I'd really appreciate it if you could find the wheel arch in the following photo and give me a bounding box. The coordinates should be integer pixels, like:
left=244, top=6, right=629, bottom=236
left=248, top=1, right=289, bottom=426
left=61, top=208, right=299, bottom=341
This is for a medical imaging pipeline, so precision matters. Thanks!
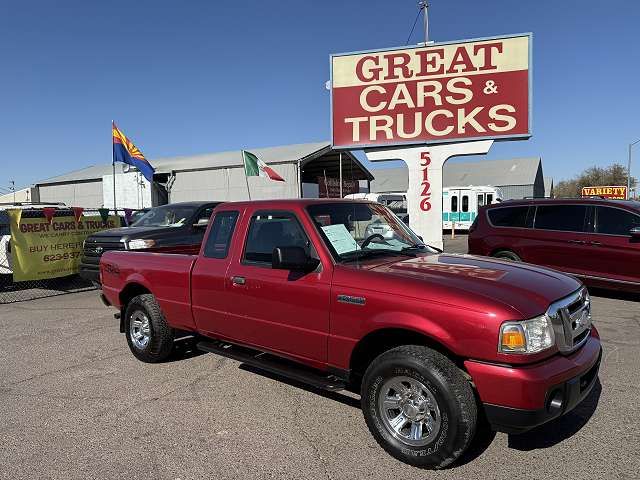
left=489, top=247, right=520, bottom=258
left=348, top=327, right=466, bottom=390
left=118, top=282, right=152, bottom=332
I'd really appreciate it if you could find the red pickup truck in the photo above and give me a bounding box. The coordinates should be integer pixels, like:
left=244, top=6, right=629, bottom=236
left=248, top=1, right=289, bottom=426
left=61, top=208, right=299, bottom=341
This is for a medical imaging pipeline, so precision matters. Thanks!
left=100, top=199, right=601, bottom=469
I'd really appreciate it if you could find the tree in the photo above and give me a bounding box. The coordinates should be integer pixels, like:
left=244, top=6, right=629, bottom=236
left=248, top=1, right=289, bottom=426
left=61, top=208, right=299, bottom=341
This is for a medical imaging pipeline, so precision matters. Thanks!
left=554, top=163, right=637, bottom=198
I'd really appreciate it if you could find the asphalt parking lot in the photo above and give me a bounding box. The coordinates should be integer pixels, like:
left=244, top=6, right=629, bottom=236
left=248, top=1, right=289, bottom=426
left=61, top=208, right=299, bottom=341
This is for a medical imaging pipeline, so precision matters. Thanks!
left=1, top=237, right=639, bottom=479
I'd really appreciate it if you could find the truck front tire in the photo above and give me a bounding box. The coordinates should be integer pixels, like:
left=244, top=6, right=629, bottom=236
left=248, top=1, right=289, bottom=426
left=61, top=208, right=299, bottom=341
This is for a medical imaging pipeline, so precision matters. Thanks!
left=124, top=294, right=175, bottom=363
left=361, top=345, right=477, bottom=469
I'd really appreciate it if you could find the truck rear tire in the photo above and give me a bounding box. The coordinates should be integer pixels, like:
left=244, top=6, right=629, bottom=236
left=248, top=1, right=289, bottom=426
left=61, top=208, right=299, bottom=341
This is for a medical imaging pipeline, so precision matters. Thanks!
left=124, top=294, right=175, bottom=363
left=361, top=345, right=477, bottom=469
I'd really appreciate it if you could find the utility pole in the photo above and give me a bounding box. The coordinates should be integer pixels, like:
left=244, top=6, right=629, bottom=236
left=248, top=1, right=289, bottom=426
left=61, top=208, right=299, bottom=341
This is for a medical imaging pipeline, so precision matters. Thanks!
left=419, top=1, right=429, bottom=43
left=629, top=139, right=640, bottom=200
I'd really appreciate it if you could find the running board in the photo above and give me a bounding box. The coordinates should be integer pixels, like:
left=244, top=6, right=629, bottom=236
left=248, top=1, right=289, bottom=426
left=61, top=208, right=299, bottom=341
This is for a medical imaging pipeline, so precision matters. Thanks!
left=196, top=340, right=346, bottom=392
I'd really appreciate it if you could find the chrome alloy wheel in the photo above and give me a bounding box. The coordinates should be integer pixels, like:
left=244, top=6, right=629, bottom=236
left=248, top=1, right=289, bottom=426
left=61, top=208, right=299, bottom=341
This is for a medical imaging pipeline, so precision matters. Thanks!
left=129, top=311, right=151, bottom=349
left=377, top=376, right=442, bottom=447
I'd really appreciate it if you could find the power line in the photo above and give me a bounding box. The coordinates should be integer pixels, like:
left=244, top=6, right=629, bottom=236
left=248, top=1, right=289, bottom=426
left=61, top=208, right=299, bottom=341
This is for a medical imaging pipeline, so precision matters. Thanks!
left=405, top=7, right=423, bottom=45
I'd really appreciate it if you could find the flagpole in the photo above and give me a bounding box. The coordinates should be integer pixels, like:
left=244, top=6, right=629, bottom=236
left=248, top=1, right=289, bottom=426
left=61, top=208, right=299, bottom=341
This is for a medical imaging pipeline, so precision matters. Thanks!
left=241, top=150, right=252, bottom=200
left=112, top=120, right=116, bottom=214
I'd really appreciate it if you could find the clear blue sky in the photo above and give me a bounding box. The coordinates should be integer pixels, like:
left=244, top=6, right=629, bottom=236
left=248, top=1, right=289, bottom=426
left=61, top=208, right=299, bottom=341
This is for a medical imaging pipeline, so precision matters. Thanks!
left=1, top=0, right=639, bottom=191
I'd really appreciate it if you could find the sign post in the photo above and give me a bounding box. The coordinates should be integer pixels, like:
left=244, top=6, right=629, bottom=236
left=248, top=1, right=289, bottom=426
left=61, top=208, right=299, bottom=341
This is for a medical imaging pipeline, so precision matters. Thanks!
left=330, top=33, right=532, bottom=246
left=366, top=140, right=493, bottom=250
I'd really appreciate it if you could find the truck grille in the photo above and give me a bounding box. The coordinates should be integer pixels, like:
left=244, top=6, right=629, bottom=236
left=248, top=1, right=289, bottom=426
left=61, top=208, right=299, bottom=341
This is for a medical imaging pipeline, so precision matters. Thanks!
left=547, top=287, right=592, bottom=354
left=82, top=238, right=125, bottom=260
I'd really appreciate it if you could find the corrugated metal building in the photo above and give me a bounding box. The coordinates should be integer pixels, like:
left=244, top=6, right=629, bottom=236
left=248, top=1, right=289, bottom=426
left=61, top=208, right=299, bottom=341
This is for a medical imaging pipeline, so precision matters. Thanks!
left=33, top=142, right=374, bottom=208
left=367, top=157, right=545, bottom=200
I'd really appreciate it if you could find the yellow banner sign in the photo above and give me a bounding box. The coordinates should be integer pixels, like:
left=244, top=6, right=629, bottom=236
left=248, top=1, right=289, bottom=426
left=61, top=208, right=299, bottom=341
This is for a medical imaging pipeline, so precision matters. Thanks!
left=580, top=185, right=627, bottom=199
left=8, top=211, right=119, bottom=282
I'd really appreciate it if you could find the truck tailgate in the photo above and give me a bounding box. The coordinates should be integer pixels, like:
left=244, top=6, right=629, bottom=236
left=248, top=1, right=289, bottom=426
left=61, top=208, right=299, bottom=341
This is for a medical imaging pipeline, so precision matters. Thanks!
left=101, top=251, right=198, bottom=331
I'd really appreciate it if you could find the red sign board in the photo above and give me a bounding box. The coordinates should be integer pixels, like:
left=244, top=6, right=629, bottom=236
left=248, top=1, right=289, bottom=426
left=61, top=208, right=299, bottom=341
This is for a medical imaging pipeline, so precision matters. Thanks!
left=331, top=34, right=531, bottom=149
left=581, top=186, right=627, bottom=199
left=317, top=176, right=359, bottom=198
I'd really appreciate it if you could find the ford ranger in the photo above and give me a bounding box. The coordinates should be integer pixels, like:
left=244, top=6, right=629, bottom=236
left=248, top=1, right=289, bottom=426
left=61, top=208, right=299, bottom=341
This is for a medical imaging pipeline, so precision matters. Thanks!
left=100, top=199, right=601, bottom=469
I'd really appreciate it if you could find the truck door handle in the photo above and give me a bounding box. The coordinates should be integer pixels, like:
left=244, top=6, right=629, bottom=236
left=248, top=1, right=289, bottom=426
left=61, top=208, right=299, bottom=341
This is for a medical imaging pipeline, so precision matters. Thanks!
left=231, top=276, right=246, bottom=286
left=589, top=241, right=602, bottom=246
left=567, top=240, right=585, bottom=244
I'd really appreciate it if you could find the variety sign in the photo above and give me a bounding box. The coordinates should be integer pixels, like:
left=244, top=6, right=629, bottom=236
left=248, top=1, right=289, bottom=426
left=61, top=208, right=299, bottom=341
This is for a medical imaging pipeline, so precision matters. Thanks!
left=331, top=34, right=531, bottom=149
left=8, top=211, right=119, bottom=281
left=581, top=185, right=627, bottom=199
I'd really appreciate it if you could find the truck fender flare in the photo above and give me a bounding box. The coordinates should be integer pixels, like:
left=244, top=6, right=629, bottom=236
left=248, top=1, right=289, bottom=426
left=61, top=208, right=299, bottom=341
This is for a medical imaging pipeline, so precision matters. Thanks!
left=365, top=311, right=457, bottom=351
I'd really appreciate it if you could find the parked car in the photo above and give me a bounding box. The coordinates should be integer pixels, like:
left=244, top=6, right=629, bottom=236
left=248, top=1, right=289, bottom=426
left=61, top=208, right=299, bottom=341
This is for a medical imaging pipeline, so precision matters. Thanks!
left=99, top=199, right=601, bottom=469
left=468, top=198, right=640, bottom=291
left=80, top=201, right=220, bottom=284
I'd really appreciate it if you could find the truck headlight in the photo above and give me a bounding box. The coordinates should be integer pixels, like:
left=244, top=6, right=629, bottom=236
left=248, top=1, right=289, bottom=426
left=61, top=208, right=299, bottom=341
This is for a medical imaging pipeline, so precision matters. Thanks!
left=499, top=315, right=555, bottom=354
left=127, top=239, right=156, bottom=250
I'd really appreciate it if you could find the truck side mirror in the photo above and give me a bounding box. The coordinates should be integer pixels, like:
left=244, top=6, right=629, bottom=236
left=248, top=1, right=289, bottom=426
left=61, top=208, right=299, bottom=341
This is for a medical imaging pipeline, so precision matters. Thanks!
left=630, top=227, right=640, bottom=238
left=272, top=246, right=319, bottom=272
left=193, top=219, right=209, bottom=229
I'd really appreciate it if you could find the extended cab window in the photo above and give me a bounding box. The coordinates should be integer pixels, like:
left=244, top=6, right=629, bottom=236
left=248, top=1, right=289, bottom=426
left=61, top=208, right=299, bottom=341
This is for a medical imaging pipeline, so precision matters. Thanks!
left=203, top=211, right=238, bottom=259
left=243, top=213, right=309, bottom=265
left=488, top=206, right=529, bottom=228
left=595, top=206, right=640, bottom=235
left=534, top=205, right=587, bottom=232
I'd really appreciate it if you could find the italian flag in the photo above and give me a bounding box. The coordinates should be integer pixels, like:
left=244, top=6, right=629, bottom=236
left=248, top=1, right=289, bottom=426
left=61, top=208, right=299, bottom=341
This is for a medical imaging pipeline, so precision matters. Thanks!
left=242, top=150, right=285, bottom=182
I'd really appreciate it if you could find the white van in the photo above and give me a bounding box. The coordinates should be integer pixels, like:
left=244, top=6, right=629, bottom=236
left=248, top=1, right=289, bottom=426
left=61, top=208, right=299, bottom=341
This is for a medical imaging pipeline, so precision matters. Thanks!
left=442, top=186, right=503, bottom=230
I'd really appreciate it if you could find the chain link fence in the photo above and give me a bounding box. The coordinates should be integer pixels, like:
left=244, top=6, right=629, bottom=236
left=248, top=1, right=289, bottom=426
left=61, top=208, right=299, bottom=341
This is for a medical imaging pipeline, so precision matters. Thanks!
left=0, top=206, right=124, bottom=304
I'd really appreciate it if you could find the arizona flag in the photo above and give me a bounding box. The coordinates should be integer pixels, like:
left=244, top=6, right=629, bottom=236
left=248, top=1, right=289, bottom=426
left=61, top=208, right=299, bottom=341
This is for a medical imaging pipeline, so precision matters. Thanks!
left=112, top=122, right=155, bottom=182
left=242, top=150, right=285, bottom=182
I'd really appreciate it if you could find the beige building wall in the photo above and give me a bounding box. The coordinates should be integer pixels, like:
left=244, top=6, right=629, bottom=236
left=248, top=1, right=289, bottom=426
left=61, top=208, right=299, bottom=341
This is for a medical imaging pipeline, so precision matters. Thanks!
left=38, top=180, right=104, bottom=207
left=169, top=164, right=299, bottom=202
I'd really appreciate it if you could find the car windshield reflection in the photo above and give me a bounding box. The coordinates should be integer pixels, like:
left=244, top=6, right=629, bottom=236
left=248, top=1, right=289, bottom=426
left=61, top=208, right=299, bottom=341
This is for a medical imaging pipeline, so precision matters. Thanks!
left=307, top=202, right=437, bottom=262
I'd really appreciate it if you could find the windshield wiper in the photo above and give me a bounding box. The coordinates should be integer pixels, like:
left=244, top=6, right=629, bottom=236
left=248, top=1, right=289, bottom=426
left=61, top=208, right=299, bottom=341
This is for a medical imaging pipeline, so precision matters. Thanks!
left=401, top=243, right=442, bottom=254
left=340, top=248, right=414, bottom=262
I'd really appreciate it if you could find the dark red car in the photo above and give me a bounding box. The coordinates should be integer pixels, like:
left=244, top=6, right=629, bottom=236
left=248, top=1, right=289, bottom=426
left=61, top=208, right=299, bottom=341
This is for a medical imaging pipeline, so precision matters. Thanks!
left=468, top=198, right=640, bottom=291
left=99, top=199, right=601, bottom=468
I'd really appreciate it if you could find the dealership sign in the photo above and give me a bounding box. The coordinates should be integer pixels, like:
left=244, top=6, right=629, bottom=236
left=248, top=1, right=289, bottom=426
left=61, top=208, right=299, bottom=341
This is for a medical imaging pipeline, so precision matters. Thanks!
left=331, top=33, right=531, bottom=149
left=581, top=185, right=627, bottom=199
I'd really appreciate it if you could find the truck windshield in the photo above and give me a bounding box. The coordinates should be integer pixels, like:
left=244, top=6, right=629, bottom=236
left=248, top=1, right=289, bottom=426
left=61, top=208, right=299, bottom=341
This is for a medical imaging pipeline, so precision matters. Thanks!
left=131, top=205, right=195, bottom=227
left=307, top=202, right=435, bottom=262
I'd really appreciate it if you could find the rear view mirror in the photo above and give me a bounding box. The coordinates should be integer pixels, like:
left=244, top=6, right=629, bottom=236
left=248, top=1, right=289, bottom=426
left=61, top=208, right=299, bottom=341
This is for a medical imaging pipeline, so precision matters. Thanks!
left=630, top=227, right=640, bottom=238
left=272, top=247, right=319, bottom=272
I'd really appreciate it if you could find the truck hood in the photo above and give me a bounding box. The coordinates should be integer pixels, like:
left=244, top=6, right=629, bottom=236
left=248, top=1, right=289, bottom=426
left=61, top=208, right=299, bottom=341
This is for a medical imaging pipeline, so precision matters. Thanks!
left=365, top=253, right=582, bottom=318
left=87, top=226, right=183, bottom=240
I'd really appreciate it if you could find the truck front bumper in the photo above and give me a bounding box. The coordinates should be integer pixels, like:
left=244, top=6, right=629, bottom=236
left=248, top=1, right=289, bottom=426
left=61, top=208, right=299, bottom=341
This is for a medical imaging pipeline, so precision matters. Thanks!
left=465, top=330, right=602, bottom=434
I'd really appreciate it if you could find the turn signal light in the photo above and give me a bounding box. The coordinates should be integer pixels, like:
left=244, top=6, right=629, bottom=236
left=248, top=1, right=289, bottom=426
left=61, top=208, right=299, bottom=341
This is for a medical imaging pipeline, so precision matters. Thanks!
left=498, top=315, right=555, bottom=354
left=500, top=325, right=526, bottom=351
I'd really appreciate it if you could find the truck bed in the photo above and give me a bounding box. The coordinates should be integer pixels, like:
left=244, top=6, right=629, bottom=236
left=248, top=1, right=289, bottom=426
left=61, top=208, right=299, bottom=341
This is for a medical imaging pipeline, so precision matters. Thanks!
left=101, top=251, right=198, bottom=332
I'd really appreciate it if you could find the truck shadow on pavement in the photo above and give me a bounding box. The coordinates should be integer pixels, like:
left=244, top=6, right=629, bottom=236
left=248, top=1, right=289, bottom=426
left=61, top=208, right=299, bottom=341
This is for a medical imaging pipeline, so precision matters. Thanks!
left=506, top=379, right=602, bottom=451
left=237, top=363, right=499, bottom=467
left=164, top=337, right=207, bottom=362
left=237, top=363, right=602, bottom=466
left=238, top=364, right=362, bottom=409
